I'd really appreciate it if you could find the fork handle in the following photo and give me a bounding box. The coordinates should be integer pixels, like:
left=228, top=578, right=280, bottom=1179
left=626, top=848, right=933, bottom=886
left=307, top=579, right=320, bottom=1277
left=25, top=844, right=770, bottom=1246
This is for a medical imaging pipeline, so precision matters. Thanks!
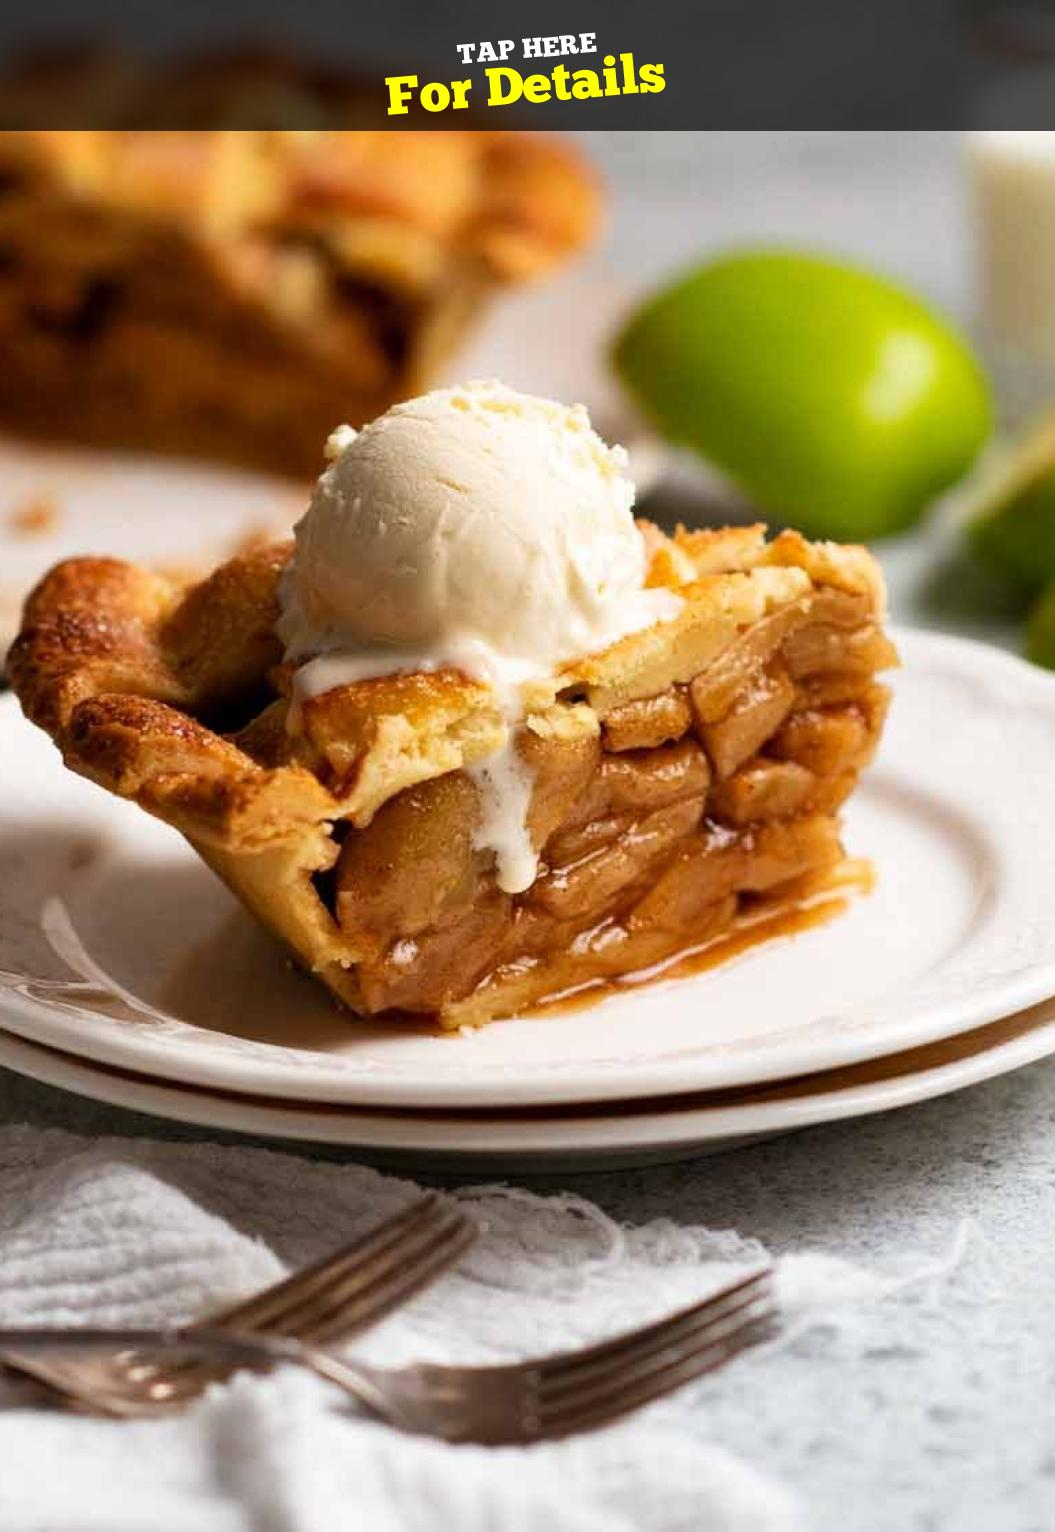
left=0, top=1327, right=288, bottom=1360
left=0, top=1328, right=400, bottom=1428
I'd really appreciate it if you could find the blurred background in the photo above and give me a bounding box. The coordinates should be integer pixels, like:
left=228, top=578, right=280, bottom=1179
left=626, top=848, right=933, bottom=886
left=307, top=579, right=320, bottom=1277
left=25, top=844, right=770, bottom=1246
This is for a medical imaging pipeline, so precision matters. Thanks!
left=2, top=127, right=1054, bottom=670
left=580, top=134, right=963, bottom=306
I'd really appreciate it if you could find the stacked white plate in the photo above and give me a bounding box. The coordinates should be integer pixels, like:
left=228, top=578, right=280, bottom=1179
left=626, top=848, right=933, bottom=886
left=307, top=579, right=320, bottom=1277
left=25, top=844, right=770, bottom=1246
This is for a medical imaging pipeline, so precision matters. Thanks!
left=4, top=626, right=1055, bottom=1171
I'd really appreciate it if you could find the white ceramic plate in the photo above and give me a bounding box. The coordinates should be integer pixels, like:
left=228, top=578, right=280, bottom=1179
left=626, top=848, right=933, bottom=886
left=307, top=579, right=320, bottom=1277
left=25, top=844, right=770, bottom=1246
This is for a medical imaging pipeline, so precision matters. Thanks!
left=3, top=628, right=1055, bottom=1110
left=2, top=994, right=1054, bottom=1171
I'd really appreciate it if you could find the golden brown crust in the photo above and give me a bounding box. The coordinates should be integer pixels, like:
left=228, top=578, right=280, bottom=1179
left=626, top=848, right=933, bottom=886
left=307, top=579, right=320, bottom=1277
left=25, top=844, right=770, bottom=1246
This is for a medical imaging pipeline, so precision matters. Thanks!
left=295, top=669, right=507, bottom=826
left=9, top=543, right=333, bottom=848
left=560, top=567, right=813, bottom=716
left=160, top=540, right=287, bottom=704
left=9, top=557, right=185, bottom=737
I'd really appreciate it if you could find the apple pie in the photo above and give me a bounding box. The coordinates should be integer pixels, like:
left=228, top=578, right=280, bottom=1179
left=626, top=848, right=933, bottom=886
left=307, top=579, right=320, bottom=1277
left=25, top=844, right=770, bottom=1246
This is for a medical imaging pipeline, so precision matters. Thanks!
left=10, top=522, right=896, bottom=1028
left=0, top=128, right=598, bottom=475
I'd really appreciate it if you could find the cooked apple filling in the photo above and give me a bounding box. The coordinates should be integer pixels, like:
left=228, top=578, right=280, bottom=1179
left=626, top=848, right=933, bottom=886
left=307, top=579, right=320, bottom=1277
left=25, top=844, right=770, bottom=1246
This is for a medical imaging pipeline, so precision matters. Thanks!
left=10, top=523, right=896, bottom=1029
left=322, top=587, right=892, bottom=1023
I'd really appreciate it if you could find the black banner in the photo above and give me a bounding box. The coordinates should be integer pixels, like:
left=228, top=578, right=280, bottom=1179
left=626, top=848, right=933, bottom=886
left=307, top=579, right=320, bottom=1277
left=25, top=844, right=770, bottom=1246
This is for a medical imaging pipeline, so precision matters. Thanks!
left=0, top=0, right=1046, bottom=128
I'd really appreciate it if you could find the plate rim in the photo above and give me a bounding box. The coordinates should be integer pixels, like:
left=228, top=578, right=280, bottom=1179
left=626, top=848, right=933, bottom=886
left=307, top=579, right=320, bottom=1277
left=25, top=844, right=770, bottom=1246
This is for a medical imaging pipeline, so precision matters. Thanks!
left=1, top=990, right=1054, bottom=1162
left=4, top=626, right=1055, bottom=1109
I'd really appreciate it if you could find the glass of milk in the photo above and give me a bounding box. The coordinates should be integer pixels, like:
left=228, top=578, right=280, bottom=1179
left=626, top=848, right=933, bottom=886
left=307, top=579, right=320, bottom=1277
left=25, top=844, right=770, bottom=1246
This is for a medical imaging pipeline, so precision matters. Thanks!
left=968, top=131, right=1055, bottom=421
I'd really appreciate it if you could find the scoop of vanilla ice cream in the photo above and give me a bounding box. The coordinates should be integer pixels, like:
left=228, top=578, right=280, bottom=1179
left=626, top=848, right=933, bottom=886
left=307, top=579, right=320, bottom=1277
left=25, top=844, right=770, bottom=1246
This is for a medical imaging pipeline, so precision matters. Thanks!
left=278, top=381, right=682, bottom=896
left=277, top=380, right=660, bottom=673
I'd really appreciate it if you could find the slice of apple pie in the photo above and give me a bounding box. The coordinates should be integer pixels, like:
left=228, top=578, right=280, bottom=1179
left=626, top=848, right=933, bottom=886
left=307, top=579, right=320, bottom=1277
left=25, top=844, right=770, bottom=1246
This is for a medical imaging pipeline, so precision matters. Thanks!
left=11, top=505, right=896, bottom=1028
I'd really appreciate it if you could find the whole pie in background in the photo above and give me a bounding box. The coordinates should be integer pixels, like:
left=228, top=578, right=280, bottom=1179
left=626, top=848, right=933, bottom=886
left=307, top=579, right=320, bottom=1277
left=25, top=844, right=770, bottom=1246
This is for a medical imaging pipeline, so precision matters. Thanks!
left=9, top=382, right=897, bottom=1029
left=0, top=126, right=599, bottom=477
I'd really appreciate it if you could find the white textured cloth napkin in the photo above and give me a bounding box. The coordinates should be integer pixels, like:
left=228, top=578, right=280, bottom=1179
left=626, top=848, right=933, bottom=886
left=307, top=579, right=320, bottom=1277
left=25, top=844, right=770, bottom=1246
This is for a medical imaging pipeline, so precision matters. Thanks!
left=0, top=1123, right=920, bottom=1532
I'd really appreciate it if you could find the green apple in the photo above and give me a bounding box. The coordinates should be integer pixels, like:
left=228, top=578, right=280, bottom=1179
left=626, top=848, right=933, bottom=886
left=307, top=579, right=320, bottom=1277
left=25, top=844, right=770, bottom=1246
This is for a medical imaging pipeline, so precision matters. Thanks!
left=969, top=410, right=1055, bottom=593
left=1027, top=578, right=1055, bottom=669
left=613, top=249, right=992, bottom=541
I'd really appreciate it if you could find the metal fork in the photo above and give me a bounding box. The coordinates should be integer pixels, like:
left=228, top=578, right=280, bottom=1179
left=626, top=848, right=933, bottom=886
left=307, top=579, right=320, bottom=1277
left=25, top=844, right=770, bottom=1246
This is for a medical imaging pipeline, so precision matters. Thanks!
left=3, top=1191, right=476, bottom=1412
left=0, top=1263, right=775, bottom=1441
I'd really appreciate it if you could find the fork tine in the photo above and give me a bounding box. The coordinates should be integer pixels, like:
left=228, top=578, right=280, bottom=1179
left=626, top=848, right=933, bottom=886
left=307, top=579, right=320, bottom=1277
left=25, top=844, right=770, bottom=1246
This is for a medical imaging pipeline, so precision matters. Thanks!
left=111, top=1192, right=451, bottom=1391
left=255, top=1205, right=473, bottom=1342
left=210, top=1193, right=445, bottom=1332
left=132, top=1207, right=477, bottom=1406
left=538, top=1269, right=774, bottom=1403
left=540, top=1312, right=776, bottom=1439
left=147, top=1213, right=479, bottom=1406
left=539, top=1284, right=775, bottom=1416
left=303, top=1215, right=478, bottom=1346
left=113, top=1193, right=450, bottom=1392
left=538, top=1266, right=773, bottom=1388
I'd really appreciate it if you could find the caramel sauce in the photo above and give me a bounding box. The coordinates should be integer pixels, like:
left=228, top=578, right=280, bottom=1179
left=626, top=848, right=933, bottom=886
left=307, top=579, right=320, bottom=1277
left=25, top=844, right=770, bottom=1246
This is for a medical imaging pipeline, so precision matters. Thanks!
left=152, top=855, right=876, bottom=1041
left=529, top=857, right=875, bottom=1019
